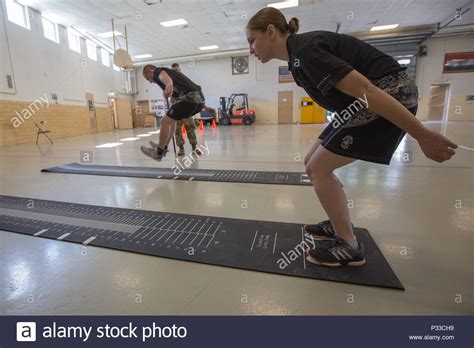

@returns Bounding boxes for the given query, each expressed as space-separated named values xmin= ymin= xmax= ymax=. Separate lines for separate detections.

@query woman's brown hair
xmin=247 ymin=7 xmax=299 ymax=35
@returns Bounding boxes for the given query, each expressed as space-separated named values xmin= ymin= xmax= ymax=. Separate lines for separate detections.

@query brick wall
xmin=0 ymin=100 xmax=114 ymax=146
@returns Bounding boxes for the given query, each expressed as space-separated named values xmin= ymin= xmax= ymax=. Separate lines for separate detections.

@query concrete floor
xmin=0 ymin=122 xmax=472 ymax=315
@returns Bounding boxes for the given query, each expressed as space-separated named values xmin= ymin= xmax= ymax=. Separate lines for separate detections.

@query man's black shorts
xmin=167 ymin=101 xmax=204 ymax=121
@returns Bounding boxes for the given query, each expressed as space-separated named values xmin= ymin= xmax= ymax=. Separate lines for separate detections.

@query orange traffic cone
xmin=199 ymin=119 xmax=204 ymax=131
xmin=212 ymin=119 xmax=216 ymax=129
xmin=182 ymin=122 xmax=186 ymax=135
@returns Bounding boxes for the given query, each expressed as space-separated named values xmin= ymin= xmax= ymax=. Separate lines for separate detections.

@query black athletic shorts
xmin=319 ymin=71 xmax=418 ymax=165
xmin=167 ymin=91 xmax=205 ymax=121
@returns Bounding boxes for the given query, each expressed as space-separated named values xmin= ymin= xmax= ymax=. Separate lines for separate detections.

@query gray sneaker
xmin=140 ymin=146 xmax=163 ymax=161
xmin=149 ymin=140 xmax=159 ymax=148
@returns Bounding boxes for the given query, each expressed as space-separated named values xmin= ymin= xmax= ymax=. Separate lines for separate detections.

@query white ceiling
xmin=20 ymin=0 xmax=474 ymax=62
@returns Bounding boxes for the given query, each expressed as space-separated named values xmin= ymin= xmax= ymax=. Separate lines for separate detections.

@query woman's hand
xmin=417 ymin=129 xmax=457 ymax=162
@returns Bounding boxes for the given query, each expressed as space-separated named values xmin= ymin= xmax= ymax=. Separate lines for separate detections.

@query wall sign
xmin=443 ymin=52 xmax=474 ymax=73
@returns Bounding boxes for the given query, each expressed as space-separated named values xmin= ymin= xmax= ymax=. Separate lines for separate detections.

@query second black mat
xmin=41 ymin=163 xmax=313 ymax=186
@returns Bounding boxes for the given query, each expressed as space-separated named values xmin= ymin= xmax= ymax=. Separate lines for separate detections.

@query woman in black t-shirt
xmin=246 ymin=7 xmax=458 ymax=267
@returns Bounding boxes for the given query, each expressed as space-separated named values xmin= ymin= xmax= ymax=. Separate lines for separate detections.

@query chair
xmin=33 ymin=120 xmax=53 ymax=144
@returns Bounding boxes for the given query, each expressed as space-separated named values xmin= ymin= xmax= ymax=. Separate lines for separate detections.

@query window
xmin=42 ymin=17 xmax=59 ymax=43
xmin=86 ymin=40 xmax=97 ymax=61
xmin=101 ymin=49 xmax=110 ymax=67
xmin=68 ymin=30 xmax=81 ymax=53
xmin=5 ymin=0 xmax=30 ymax=29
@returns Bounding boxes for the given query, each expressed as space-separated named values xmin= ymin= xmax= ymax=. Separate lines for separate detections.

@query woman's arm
xmin=158 ymin=70 xmax=174 ymax=98
xmin=335 ymin=70 xmax=457 ymax=162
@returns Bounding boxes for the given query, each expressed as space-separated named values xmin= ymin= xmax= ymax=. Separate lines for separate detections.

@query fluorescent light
xmin=160 ymin=19 xmax=188 ymax=27
xmin=136 ymin=134 xmax=152 ymax=137
xmin=267 ymin=0 xmax=298 ymax=9
xmin=98 ymin=31 xmax=122 ymax=38
xmin=120 ymin=137 xmax=140 ymax=141
xmin=134 ymin=54 xmax=152 ymax=59
xmin=95 ymin=143 xmax=123 ymax=148
xmin=370 ymin=24 xmax=399 ymax=31
xmin=199 ymin=45 xmax=219 ymax=51
xmin=397 ymin=59 xmax=411 ymax=65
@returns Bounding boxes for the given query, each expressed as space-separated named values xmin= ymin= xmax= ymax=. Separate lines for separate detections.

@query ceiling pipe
xmin=421 ymin=6 xmax=471 ymax=43
xmin=432 ymin=23 xmax=474 ymax=37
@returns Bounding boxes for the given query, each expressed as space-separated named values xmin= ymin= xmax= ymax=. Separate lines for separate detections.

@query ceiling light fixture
xmin=160 ymin=19 xmax=188 ymax=27
xmin=134 ymin=54 xmax=153 ymax=59
xmin=199 ymin=45 xmax=219 ymax=51
xmin=98 ymin=31 xmax=122 ymax=38
xmin=267 ymin=0 xmax=299 ymax=9
xmin=370 ymin=24 xmax=399 ymax=31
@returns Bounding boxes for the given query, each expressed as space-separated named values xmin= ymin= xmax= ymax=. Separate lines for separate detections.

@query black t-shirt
xmin=153 ymin=67 xmax=202 ymax=98
xmin=287 ymin=31 xmax=405 ymax=112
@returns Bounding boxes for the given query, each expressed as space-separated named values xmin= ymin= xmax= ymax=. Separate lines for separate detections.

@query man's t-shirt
xmin=153 ymin=67 xmax=202 ymax=99
xmin=287 ymin=31 xmax=405 ymax=112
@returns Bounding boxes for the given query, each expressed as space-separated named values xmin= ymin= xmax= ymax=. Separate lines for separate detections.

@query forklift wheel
xmin=243 ymin=117 xmax=253 ymax=125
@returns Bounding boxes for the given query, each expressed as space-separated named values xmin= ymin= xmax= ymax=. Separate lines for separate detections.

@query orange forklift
xmin=218 ymin=93 xmax=256 ymax=125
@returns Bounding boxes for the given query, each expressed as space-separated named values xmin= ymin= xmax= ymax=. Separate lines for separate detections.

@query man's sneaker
xmin=178 ymin=146 xmax=185 ymax=156
xmin=148 ymin=141 xmax=169 ymax=155
xmin=140 ymin=146 xmax=164 ymax=162
xmin=192 ymin=145 xmax=202 ymax=156
xmin=306 ymin=237 xmax=366 ymax=267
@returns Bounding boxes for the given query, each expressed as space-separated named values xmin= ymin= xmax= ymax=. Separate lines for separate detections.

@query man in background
xmin=171 ymin=63 xmax=201 ymax=156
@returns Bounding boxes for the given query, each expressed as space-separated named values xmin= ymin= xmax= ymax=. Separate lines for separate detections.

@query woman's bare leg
xmin=304 ymin=139 xmax=343 ymax=187
xmin=305 ymin=146 xmax=356 ymax=241
xmin=304 ymin=139 xmax=322 ymax=166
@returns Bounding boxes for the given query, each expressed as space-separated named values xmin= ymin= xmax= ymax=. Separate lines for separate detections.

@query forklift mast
xmin=219 ymin=97 xmax=227 ymax=114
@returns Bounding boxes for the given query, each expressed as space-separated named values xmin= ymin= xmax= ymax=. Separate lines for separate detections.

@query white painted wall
xmin=134 ymin=55 xmax=308 ymax=124
xmin=0 ymin=0 xmax=16 ymax=95
xmin=415 ymin=34 xmax=474 ymax=122
xmin=0 ymin=1 xmax=128 ymax=106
